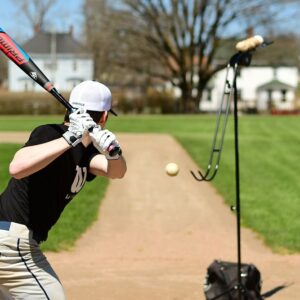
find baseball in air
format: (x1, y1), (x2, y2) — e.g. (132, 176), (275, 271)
(165, 163), (179, 176)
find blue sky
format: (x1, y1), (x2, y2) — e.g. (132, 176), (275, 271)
(1, 0), (299, 43)
(1, 0), (84, 41)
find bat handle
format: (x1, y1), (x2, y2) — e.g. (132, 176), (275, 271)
(50, 88), (75, 112)
(51, 88), (122, 157)
(88, 126), (122, 157)
(108, 143), (122, 157)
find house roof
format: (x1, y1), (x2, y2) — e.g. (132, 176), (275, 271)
(22, 31), (86, 54)
(257, 79), (295, 91)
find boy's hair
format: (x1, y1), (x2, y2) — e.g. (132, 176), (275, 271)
(64, 110), (105, 123)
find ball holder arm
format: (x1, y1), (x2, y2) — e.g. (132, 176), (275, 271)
(190, 64), (233, 182)
(191, 38), (272, 182)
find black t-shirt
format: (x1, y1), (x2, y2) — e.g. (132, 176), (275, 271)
(0, 124), (99, 242)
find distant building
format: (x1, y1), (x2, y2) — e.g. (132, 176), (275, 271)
(8, 29), (93, 92)
(200, 35), (300, 113)
(257, 78), (297, 112)
(166, 35), (299, 113)
(200, 65), (298, 113)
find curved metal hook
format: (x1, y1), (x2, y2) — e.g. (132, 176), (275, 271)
(190, 165), (219, 182)
(191, 64), (239, 182)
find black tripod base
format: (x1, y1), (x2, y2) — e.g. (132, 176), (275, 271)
(207, 284), (255, 300)
(203, 260), (263, 300)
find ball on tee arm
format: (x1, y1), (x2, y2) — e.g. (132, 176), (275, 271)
(165, 162), (179, 176)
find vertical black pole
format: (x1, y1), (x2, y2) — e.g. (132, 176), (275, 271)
(233, 65), (242, 299)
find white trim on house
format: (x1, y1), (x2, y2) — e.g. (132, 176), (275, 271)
(200, 66), (299, 112)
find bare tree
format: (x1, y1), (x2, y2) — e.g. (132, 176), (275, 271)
(83, 0), (300, 112)
(83, 0), (112, 81)
(0, 55), (8, 87)
(83, 0), (146, 86)
(119, 0), (299, 112)
(12, 0), (58, 33)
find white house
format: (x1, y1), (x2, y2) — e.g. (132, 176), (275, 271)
(8, 29), (93, 92)
(200, 65), (299, 113)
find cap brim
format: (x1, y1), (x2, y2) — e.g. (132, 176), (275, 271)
(109, 109), (118, 116)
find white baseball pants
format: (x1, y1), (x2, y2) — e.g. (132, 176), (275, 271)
(0, 222), (65, 300)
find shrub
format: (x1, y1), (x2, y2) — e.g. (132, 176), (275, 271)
(0, 91), (67, 115)
(114, 89), (176, 114)
(146, 88), (176, 114)
(0, 89), (177, 115)
(116, 94), (134, 114)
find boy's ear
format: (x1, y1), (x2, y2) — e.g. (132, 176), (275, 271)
(99, 111), (108, 124)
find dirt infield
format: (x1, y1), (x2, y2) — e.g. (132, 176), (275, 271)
(1, 132), (300, 299)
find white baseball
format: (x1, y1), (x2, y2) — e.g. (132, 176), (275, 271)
(165, 163), (179, 176)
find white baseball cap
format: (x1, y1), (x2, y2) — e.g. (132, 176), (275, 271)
(69, 80), (117, 116)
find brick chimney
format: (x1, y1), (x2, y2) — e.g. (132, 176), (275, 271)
(247, 27), (254, 37)
(69, 25), (74, 36)
(34, 24), (41, 33)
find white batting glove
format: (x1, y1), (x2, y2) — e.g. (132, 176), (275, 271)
(63, 108), (96, 147)
(90, 126), (121, 159)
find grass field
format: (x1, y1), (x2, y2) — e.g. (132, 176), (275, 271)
(1, 114), (300, 253)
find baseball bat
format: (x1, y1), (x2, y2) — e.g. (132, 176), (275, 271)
(0, 27), (74, 112)
(0, 27), (121, 156)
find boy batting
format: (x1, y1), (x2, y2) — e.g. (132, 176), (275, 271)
(0, 80), (127, 299)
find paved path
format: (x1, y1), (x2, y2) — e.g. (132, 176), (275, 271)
(1, 132), (299, 299)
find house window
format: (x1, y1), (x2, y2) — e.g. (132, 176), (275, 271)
(206, 88), (212, 102)
(20, 79), (31, 91)
(73, 60), (77, 71)
(44, 61), (57, 71)
(237, 89), (242, 101)
(281, 89), (287, 102)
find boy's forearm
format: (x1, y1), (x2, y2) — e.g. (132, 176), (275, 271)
(9, 138), (71, 179)
(89, 154), (127, 179)
(106, 155), (127, 179)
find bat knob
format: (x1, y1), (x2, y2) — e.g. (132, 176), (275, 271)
(108, 143), (122, 157)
